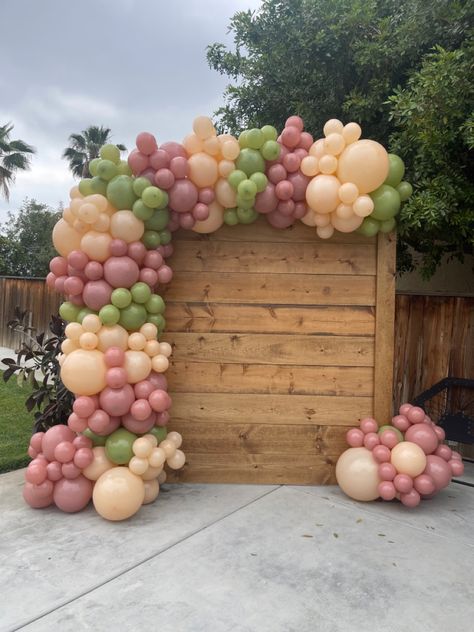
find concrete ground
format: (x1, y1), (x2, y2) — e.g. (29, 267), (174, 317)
(1, 465), (473, 632)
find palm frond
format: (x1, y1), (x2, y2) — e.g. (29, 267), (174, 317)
(2, 152), (32, 171)
(8, 139), (36, 154)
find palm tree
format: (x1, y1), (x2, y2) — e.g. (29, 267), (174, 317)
(0, 122), (36, 201)
(62, 126), (126, 178)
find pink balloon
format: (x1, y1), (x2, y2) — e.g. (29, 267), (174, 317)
(399, 403), (412, 416)
(68, 250), (89, 270)
(99, 384), (135, 416)
(131, 398), (153, 421)
(168, 179), (199, 213)
(54, 275), (67, 293)
(267, 164), (287, 185)
(54, 441), (75, 464)
(254, 183), (279, 214)
(127, 241), (147, 264)
(346, 428), (364, 448)
(46, 272), (56, 289)
(378, 481), (396, 501)
(88, 409), (111, 433)
(400, 489), (421, 508)
(407, 406), (425, 424)
(433, 444), (451, 461)
(285, 115), (304, 131)
(379, 429), (400, 450)
(64, 276), (84, 296)
(394, 473), (413, 493)
(424, 455), (452, 491)
(73, 435), (93, 449)
(139, 267), (159, 287)
(391, 414), (410, 432)
(155, 411), (170, 426)
(198, 188), (215, 204)
(84, 261), (104, 281)
(26, 460), (47, 485)
(281, 126), (301, 149)
(170, 156), (189, 178)
(83, 280), (112, 311)
(46, 461), (63, 482)
(287, 172), (310, 201)
(136, 132), (158, 156)
(449, 459), (464, 477)
(30, 432), (45, 453)
(294, 202), (308, 219)
(53, 476), (92, 512)
(148, 372), (168, 390)
(405, 424), (439, 455)
(23, 482), (54, 508)
(157, 265), (173, 284)
(372, 444), (391, 463)
(378, 462), (397, 481)
(50, 256), (68, 276)
(360, 418), (378, 434)
(122, 411), (156, 434)
(69, 294), (85, 306)
(277, 200), (296, 216)
(134, 380), (155, 400)
(128, 149), (149, 175)
(363, 432), (380, 450)
(154, 168), (175, 190)
(294, 147), (309, 160)
(168, 213), (180, 232)
(104, 347), (125, 368)
(144, 251), (163, 270)
(451, 451), (462, 461)
(433, 425), (446, 442)
(298, 132), (314, 150)
(106, 367), (128, 388)
(266, 210), (295, 228)
(28, 446), (38, 459)
(73, 395), (98, 418)
(413, 474), (436, 496)
(193, 203), (210, 221)
(74, 447), (94, 469)
(94, 416), (121, 436)
(42, 426), (76, 461)
(160, 141), (187, 160)
(139, 168), (156, 184)
(103, 256), (140, 289)
(150, 149), (170, 170)
(110, 239), (128, 257)
(149, 389), (171, 412)
(61, 462), (81, 479)
(67, 266), (87, 281)
(282, 153), (301, 173)
(162, 244), (173, 257)
(68, 412), (88, 433)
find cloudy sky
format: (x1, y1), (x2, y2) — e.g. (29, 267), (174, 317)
(0, 0), (261, 222)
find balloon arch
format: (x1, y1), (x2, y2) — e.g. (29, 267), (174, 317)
(23, 115), (462, 520)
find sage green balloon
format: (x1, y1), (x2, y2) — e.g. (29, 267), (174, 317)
(236, 148), (265, 176)
(261, 125), (278, 142)
(357, 217), (380, 237)
(159, 229), (171, 245)
(142, 186), (164, 209)
(247, 128), (264, 149)
(379, 218), (397, 233)
(88, 158), (101, 177)
(97, 159), (118, 182)
(100, 144), (121, 164)
(147, 313), (166, 332)
(142, 230), (161, 249)
(250, 171), (268, 193)
(90, 176), (108, 196)
(370, 184), (401, 220)
(78, 178), (94, 196)
(237, 179), (258, 201)
(119, 302), (147, 329)
(235, 194), (254, 210)
(385, 154), (405, 188)
(145, 294), (165, 314)
(228, 169), (247, 190)
(133, 177), (152, 197)
(148, 426), (167, 442)
(261, 140), (280, 161)
(133, 199), (154, 221)
(396, 181), (413, 202)
(131, 282), (151, 304)
(105, 428), (137, 465)
(238, 130), (249, 148)
(237, 207), (258, 224)
(83, 428), (106, 447)
(59, 301), (81, 322)
(224, 208), (239, 225)
(111, 288), (132, 309)
(145, 209), (169, 231)
(77, 307), (95, 323)
(117, 160), (132, 176)
(106, 175), (137, 210)
(99, 304), (120, 325)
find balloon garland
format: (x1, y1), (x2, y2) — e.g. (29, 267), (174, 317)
(23, 115), (420, 521)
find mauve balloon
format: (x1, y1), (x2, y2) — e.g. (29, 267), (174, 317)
(41, 426), (76, 461)
(150, 149), (170, 170)
(99, 384), (135, 416)
(103, 256), (140, 288)
(83, 279), (113, 311)
(160, 141), (187, 160)
(136, 132), (158, 156)
(266, 210), (295, 229)
(122, 411), (156, 434)
(288, 172), (310, 201)
(168, 179), (199, 213)
(53, 476), (92, 513)
(255, 183), (278, 214)
(148, 372), (168, 390)
(23, 482), (54, 508)
(154, 168), (175, 190)
(423, 455), (452, 491)
(128, 149), (149, 175)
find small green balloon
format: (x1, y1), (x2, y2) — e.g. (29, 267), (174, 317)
(247, 128), (264, 149)
(83, 428), (107, 446)
(105, 428), (137, 464)
(77, 307), (95, 323)
(142, 186), (164, 209)
(145, 294), (165, 314)
(131, 282), (152, 304)
(133, 199), (154, 221)
(147, 313), (166, 332)
(370, 184), (401, 220)
(133, 177), (152, 197)
(237, 178), (258, 201)
(157, 190), (168, 210)
(97, 159), (118, 182)
(106, 175), (137, 210)
(378, 425), (404, 443)
(396, 181), (413, 202)
(145, 209), (170, 231)
(59, 301), (81, 322)
(90, 176), (108, 196)
(142, 230), (161, 249)
(235, 195), (254, 210)
(261, 125), (278, 142)
(379, 218), (397, 234)
(100, 144), (121, 164)
(235, 148), (265, 177)
(78, 178), (94, 196)
(261, 140), (280, 161)
(250, 172), (268, 193)
(385, 154), (405, 188)
(99, 304), (120, 325)
(88, 158), (101, 177)
(111, 287), (132, 309)
(224, 208), (239, 226)
(117, 160), (132, 176)
(158, 229), (171, 245)
(148, 426), (168, 442)
(119, 302), (147, 330)
(238, 130), (249, 148)
(228, 169), (247, 190)
(237, 207), (258, 224)
(357, 217), (380, 237)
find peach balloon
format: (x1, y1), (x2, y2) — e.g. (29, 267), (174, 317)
(61, 339), (78, 355)
(336, 447), (381, 501)
(83, 447), (115, 481)
(309, 139), (325, 158)
(65, 322), (83, 341)
(324, 133), (345, 155)
(335, 203), (354, 219)
(124, 350), (152, 384)
(62, 208), (75, 225)
(193, 116), (215, 140)
(148, 446), (166, 468)
(70, 198), (83, 216)
(337, 140), (389, 193)
(80, 230), (112, 262)
(390, 442), (427, 478)
(183, 133), (203, 155)
(300, 209), (316, 226)
(215, 178), (237, 208)
(93, 467), (145, 521)
(330, 212), (363, 233)
(129, 456), (149, 475)
(313, 213), (331, 227)
(316, 224), (334, 239)
(203, 136), (220, 156)
(323, 119), (344, 136)
(338, 182), (359, 204)
(167, 431), (183, 448)
(52, 219), (82, 257)
(61, 349), (107, 396)
(192, 200), (224, 233)
(319, 154), (338, 174)
(342, 122), (362, 145)
(353, 195), (375, 217)
(158, 470), (167, 484)
(152, 354), (169, 372)
(306, 174), (341, 214)
(167, 449), (186, 470)
(218, 160), (235, 178)
(70, 185), (82, 199)
(221, 139), (240, 161)
(188, 152), (219, 188)
(143, 479), (160, 504)
(87, 194), (108, 212)
(110, 211), (144, 243)
(140, 323), (158, 340)
(142, 464), (164, 480)
(300, 156), (319, 177)
(97, 324), (129, 352)
(93, 213), (111, 232)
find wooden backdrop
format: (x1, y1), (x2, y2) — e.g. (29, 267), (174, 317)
(161, 220), (396, 484)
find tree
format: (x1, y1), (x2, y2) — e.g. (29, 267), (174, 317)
(0, 122), (35, 201)
(0, 199), (61, 277)
(62, 125), (126, 178)
(206, 0), (473, 274)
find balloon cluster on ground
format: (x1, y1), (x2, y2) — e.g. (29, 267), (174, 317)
(336, 403), (464, 507)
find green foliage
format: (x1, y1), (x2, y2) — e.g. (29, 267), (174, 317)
(62, 125), (126, 178)
(2, 310), (73, 433)
(0, 122), (35, 201)
(0, 199), (61, 277)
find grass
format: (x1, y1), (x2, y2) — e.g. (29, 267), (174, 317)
(0, 372), (34, 473)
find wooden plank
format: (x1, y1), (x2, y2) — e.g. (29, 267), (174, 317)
(163, 333), (374, 367)
(166, 362), (374, 396)
(162, 272), (376, 306)
(167, 422), (348, 455)
(168, 392), (372, 426)
(373, 232), (396, 421)
(166, 453), (337, 485)
(164, 303), (375, 336)
(168, 240), (376, 275)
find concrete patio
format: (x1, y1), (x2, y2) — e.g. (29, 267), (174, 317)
(1, 465), (473, 632)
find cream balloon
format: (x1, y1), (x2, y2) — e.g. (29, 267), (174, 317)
(336, 447), (381, 501)
(330, 212), (363, 233)
(353, 195), (375, 217)
(183, 133), (203, 155)
(124, 350), (152, 384)
(309, 139), (325, 159)
(319, 154), (338, 175)
(300, 156), (319, 177)
(335, 203), (354, 219)
(97, 324), (129, 352)
(80, 230), (112, 262)
(316, 224), (334, 239)
(390, 442), (427, 478)
(188, 152), (219, 188)
(110, 210), (144, 243)
(61, 349), (107, 396)
(324, 133), (345, 156)
(342, 122), (362, 145)
(142, 464), (164, 481)
(83, 447), (115, 481)
(143, 479), (160, 504)
(306, 174), (341, 214)
(93, 467), (145, 521)
(52, 219), (82, 257)
(167, 449), (186, 470)
(337, 140), (389, 193)
(215, 178), (237, 208)
(192, 201), (224, 233)
(193, 116), (216, 140)
(313, 213), (331, 227)
(323, 119), (344, 136)
(300, 209), (317, 226)
(338, 182), (359, 204)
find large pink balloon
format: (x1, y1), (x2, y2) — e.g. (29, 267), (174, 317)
(23, 482), (54, 508)
(287, 172), (310, 201)
(53, 476), (93, 513)
(160, 141), (187, 160)
(423, 455), (452, 491)
(405, 424), (439, 455)
(266, 211), (295, 228)
(99, 384), (135, 416)
(168, 179), (198, 213)
(136, 132), (158, 156)
(254, 183), (278, 214)
(103, 256), (140, 289)
(83, 279), (113, 311)
(41, 425), (76, 461)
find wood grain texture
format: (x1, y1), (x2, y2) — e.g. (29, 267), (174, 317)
(162, 332), (375, 366)
(164, 303), (375, 335)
